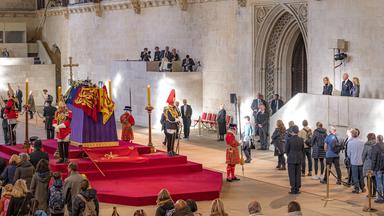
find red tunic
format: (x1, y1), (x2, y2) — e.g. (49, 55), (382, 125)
(52, 110), (72, 141)
(120, 112), (135, 141)
(4, 99), (18, 120)
(225, 131), (240, 165)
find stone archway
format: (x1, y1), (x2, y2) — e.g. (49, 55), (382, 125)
(254, 2), (308, 101)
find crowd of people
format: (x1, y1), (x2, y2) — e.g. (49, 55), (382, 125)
(129, 188), (303, 216)
(139, 46), (199, 72)
(265, 118), (384, 203)
(0, 142), (98, 216)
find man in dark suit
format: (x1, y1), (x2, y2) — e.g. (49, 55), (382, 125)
(160, 46), (173, 61)
(15, 86), (22, 112)
(140, 48), (151, 61)
(153, 46), (161, 61)
(255, 104), (269, 150)
(29, 139), (49, 168)
(251, 93), (267, 121)
(270, 94), (284, 114)
(286, 125), (304, 194)
(341, 73), (353, 96)
(180, 99), (192, 139)
(182, 55), (195, 72)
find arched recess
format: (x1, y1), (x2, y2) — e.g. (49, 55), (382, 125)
(254, 3), (308, 101)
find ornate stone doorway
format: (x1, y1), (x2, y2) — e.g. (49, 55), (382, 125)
(254, 2), (308, 101)
(291, 33), (307, 96)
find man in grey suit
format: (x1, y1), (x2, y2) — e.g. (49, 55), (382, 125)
(286, 125), (305, 194)
(181, 99), (192, 139)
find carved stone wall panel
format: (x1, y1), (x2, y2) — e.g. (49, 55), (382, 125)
(265, 12), (293, 100)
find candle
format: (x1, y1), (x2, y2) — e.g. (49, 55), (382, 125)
(25, 79), (29, 107)
(147, 85), (151, 106)
(108, 80), (112, 99)
(58, 86), (62, 102)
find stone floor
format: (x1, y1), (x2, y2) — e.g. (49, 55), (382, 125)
(2, 113), (384, 215)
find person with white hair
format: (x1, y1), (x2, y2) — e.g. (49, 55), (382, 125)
(321, 126), (342, 185)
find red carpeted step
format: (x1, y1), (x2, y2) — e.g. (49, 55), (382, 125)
(0, 151), (11, 161)
(91, 169), (223, 206)
(0, 145), (24, 156)
(81, 162), (203, 179)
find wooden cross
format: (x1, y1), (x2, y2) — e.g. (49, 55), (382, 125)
(63, 56), (79, 85)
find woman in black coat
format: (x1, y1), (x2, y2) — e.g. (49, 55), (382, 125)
(311, 122), (327, 179)
(322, 77), (333, 95)
(155, 189), (175, 216)
(7, 179), (32, 216)
(216, 104), (227, 141)
(271, 120), (286, 170)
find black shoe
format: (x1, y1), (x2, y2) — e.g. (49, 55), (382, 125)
(279, 167), (286, 171)
(336, 180), (342, 185)
(289, 191), (296, 194)
(232, 177), (240, 181)
(56, 159), (64, 164)
(162, 142), (166, 145)
(276, 165), (281, 169)
(296, 191), (301, 194)
(167, 152), (173, 156)
(320, 180), (326, 184)
(245, 160), (251, 163)
(257, 148), (263, 150)
(352, 190), (359, 194)
(226, 178), (232, 182)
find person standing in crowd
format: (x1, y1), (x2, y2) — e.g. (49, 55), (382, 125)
(287, 201), (303, 216)
(53, 102), (72, 163)
(322, 77), (333, 95)
(371, 135), (384, 203)
(271, 120), (286, 170)
(163, 90), (181, 156)
(120, 106), (135, 142)
(30, 159), (51, 213)
(186, 199), (202, 216)
(155, 189), (175, 216)
(210, 199), (228, 216)
(341, 73), (353, 96)
(225, 124), (241, 182)
(256, 104), (269, 150)
(343, 128), (353, 186)
(242, 116), (253, 163)
(13, 153), (34, 189)
(352, 77), (360, 97)
(217, 104), (227, 142)
(321, 126), (342, 185)
(72, 179), (99, 216)
(347, 129), (366, 193)
(29, 139), (49, 168)
(182, 55), (195, 72)
(64, 162), (84, 216)
(311, 122), (327, 180)
(27, 91), (36, 119)
(5, 84), (18, 146)
(1, 48), (9, 57)
(1, 154), (19, 185)
(1, 99), (9, 144)
(49, 172), (65, 216)
(43, 97), (57, 139)
(140, 48), (151, 61)
(286, 125), (304, 194)
(298, 120), (312, 177)
(42, 89), (52, 107)
(15, 87), (22, 112)
(6, 179), (32, 216)
(0, 184), (13, 216)
(153, 46), (161, 61)
(173, 200), (193, 216)
(251, 93), (267, 121)
(270, 94), (284, 114)
(181, 99), (192, 139)
(362, 133), (377, 196)
(174, 101), (182, 139)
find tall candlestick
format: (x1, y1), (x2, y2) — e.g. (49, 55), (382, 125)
(25, 79), (29, 104)
(24, 79), (30, 152)
(58, 86), (62, 102)
(108, 80), (112, 99)
(147, 85), (151, 106)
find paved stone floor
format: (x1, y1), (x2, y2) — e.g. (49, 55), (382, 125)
(1, 113), (384, 215)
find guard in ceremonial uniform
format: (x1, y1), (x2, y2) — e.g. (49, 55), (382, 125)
(120, 106), (135, 142)
(164, 89), (182, 156)
(4, 84), (18, 145)
(53, 102), (72, 163)
(226, 124), (241, 182)
(43, 97), (57, 139)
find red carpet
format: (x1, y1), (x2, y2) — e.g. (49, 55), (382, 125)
(0, 140), (222, 206)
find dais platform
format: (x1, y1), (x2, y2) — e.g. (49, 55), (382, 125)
(0, 140), (222, 206)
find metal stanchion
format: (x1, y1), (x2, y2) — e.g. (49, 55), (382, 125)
(198, 116), (202, 136)
(363, 170), (377, 212)
(322, 165), (333, 201)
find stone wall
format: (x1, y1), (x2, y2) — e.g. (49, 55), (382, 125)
(0, 0), (36, 11)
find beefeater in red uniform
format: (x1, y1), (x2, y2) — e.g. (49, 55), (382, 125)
(53, 102), (72, 163)
(120, 106), (135, 142)
(226, 124), (241, 182)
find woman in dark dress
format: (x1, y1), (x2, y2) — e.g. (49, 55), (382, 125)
(271, 120), (286, 170)
(322, 77), (333, 95)
(311, 122), (327, 180)
(217, 104), (227, 141)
